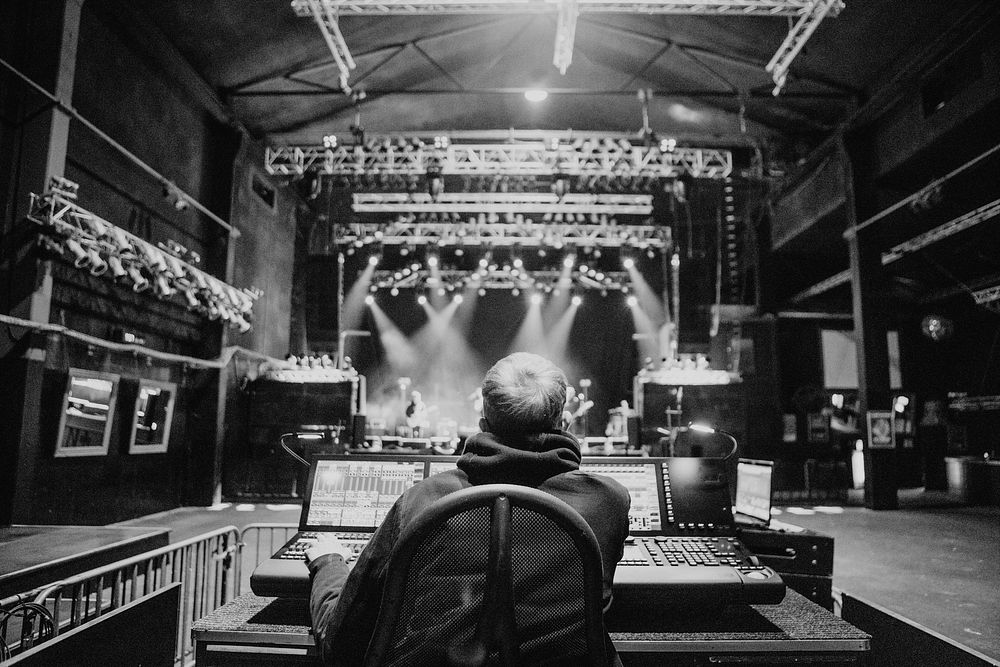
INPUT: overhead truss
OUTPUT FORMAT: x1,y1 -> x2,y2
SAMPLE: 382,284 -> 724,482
336,220 -> 670,249
372,268 -> 631,292
352,192 -> 653,215
791,196 -> 1000,304
292,0 -> 842,96
266,141 -> 733,179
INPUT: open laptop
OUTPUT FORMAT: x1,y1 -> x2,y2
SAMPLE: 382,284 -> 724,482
250,454 -> 456,598
733,458 -> 774,529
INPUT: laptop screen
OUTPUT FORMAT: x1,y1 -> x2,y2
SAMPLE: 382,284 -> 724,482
735,458 -> 774,526
303,459 -> 426,530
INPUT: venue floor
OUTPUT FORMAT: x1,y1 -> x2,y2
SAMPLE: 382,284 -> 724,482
115,489 -> 1000,662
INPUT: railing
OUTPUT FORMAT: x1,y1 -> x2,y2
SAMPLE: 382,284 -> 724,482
0,526 -> 239,666
236,523 -> 298,594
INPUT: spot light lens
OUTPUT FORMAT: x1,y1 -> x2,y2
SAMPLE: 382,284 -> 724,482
530,293 -> 543,305
524,89 -> 548,102
365,294 -> 375,306
626,295 -> 638,308
417,294 -> 428,305
563,254 -> 575,268
453,294 -> 464,304
390,287 -> 400,297
368,255 -> 379,266
622,257 -> 635,269
571,295 -> 582,306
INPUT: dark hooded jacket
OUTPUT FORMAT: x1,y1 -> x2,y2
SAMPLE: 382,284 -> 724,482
308,430 -> 631,665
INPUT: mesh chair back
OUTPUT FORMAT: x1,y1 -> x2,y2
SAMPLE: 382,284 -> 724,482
364,484 -> 607,667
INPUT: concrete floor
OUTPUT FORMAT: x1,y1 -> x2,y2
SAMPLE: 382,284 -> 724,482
772,499 -> 1000,662
115,494 -> 1000,662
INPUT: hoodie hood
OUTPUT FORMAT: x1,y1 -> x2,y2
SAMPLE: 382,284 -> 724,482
457,430 -> 582,486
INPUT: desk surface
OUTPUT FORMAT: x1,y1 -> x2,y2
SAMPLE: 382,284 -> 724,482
193,590 -> 870,656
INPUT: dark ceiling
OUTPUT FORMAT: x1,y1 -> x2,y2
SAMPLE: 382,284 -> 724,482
138,0 -> 986,150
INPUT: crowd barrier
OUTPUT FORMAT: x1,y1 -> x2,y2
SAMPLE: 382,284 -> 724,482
0,526 -> 239,666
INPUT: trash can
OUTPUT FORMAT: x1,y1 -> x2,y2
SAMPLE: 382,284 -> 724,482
949,456 -> 991,505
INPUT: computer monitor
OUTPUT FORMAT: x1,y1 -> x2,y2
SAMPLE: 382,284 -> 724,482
734,458 -> 774,528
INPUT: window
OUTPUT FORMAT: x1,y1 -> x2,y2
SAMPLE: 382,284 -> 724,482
55,369 -> 120,457
129,380 -> 177,454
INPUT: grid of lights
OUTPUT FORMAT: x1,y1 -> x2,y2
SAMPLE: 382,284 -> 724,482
291,0 -> 841,96
337,219 -> 669,250
370,267 -> 631,294
265,139 -> 733,179
28,180 -> 260,332
352,192 -> 653,215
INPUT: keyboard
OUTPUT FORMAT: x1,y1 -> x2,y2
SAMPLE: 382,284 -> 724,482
275,531 -> 372,564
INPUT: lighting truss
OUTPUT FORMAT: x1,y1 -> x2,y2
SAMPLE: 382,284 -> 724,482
292,0 -> 841,95
766,0 -> 844,95
352,192 -> 653,215
791,196 -> 1000,304
973,285 -> 1000,306
266,141 -> 733,179
338,220 -> 670,249
372,268 -> 631,292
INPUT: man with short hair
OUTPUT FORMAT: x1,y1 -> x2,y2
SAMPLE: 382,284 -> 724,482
307,352 -> 631,665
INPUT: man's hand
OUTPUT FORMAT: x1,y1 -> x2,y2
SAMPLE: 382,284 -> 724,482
305,534 -> 352,563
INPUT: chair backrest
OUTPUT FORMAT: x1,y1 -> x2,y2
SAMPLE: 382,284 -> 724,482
364,484 -> 608,667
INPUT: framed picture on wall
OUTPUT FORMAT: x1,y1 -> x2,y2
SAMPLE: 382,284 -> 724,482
54,369 -> 120,457
129,379 -> 177,454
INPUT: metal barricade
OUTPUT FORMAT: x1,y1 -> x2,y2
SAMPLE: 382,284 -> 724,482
236,523 -> 298,594
0,526 -> 239,666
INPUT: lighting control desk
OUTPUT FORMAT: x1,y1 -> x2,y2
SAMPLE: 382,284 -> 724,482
192,590 -> 870,666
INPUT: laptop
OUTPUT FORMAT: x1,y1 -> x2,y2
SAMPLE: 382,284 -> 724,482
250,454 -> 457,598
733,458 -> 774,529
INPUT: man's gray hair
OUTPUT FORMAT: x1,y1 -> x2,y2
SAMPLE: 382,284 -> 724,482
481,352 -> 567,434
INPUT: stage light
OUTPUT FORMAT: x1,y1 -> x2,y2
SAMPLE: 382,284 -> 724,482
400,245 -> 410,256
364,294 -> 375,306
623,257 -> 635,269
478,256 -> 489,269
563,253 -> 576,268
513,256 -> 523,269
571,294 -> 582,306
478,287 -> 487,297
579,264 -> 589,273
427,254 -> 439,268
671,253 -> 681,269
530,293 -> 543,305
626,295 -> 638,308
437,286 -> 446,296
524,89 -> 548,102
453,294 -> 464,304
368,254 -> 379,266
390,287 -> 400,297
417,294 -> 428,305
511,288 -> 520,297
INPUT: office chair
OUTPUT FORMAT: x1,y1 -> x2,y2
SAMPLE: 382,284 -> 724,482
364,484 -> 609,667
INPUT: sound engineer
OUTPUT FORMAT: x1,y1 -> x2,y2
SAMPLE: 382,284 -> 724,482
305,352 -> 631,665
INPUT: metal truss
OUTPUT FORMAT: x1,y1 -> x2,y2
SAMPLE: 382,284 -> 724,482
352,192 -> 653,215
973,284 -> 1000,306
372,268 -> 631,292
292,0 -> 833,17
337,220 -> 670,248
292,0 -> 841,96
266,142 -> 733,179
791,196 -> 1000,304
766,0 -> 844,94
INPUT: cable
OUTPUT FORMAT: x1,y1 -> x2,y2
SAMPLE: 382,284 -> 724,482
279,433 -> 312,468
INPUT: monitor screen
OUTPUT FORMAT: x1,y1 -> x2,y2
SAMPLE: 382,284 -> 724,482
305,459 -> 425,529
735,459 -> 773,525
581,461 -> 662,533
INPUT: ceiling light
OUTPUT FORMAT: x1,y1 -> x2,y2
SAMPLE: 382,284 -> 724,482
524,89 -> 548,102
